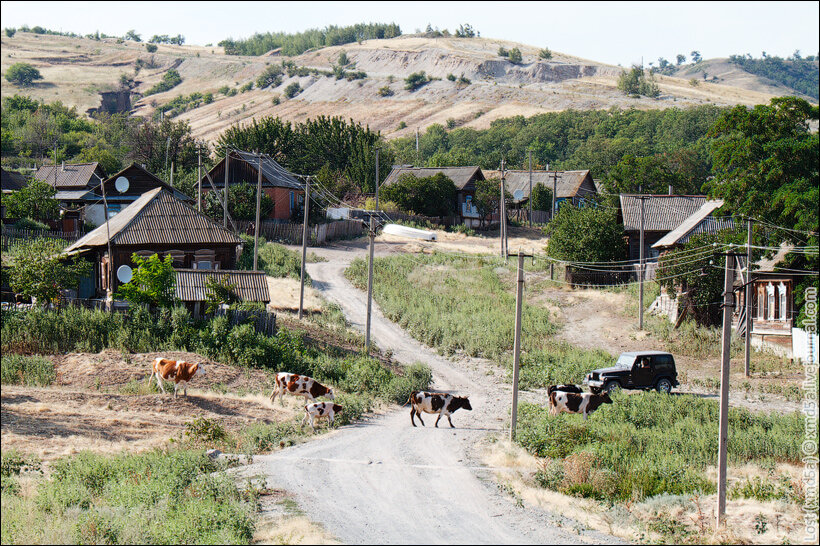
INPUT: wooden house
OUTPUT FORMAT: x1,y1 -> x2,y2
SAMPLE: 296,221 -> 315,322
733,270 -> 800,358
382,166 -> 484,225
1,168 -> 28,219
199,151 -> 304,222
483,169 -> 597,209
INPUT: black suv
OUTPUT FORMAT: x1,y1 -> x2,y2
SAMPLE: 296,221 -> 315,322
583,351 -> 679,394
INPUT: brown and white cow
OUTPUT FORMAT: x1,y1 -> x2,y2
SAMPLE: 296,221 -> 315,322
548,388 -> 612,420
269,372 -> 334,406
302,402 -> 343,431
408,391 -> 472,428
150,357 -> 206,397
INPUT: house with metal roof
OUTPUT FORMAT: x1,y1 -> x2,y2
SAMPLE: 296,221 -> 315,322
482,169 -> 597,208
618,195 -> 710,261
651,200 -> 733,250
65,187 -> 243,299
382,166 -> 485,224
34,162 -> 107,195
200,150 -> 305,222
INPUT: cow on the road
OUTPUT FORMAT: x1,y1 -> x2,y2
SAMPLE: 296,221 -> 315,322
408,391 -> 472,428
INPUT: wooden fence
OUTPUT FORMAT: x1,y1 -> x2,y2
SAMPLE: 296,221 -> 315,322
234,220 -> 364,246
1,228 -> 83,250
215,307 -> 277,336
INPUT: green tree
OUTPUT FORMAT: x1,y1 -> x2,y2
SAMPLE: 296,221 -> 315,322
691,50 -> 702,63
676,53 -> 686,65
9,238 -> 92,306
115,253 -> 178,308
203,183 -> 274,221
529,183 -> 553,212
404,71 -> 429,91
5,28 -> 16,38
539,48 -> 553,60
380,172 -> 457,217
454,24 -> 476,38
145,43 -> 157,53
125,29 -> 141,42
604,152 -> 707,195
283,82 -> 301,98
498,46 -> 509,58
204,275 -> 239,314
472,178 -> 511,228
545,203 -> 626,263
256,64 -> 283,89
5,63 -> 43,86
4,179 -> 59,221
508,47 -> 523,64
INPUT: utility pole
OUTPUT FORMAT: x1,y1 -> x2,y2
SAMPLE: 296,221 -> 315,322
375,147 -> 380,212
500,159 -> 507,260
716,251 -> 736,527
197,144 -> 202,212
223,149 -> 229,229
745,219 -> 753,377
550,164 -> 556,281
165,136 -> 171,183
170,161 -> 174,187
253,153 -> 262,271
53,141 -> 58,189
527,150 -> 533,228
510,249 -> 532,441
365,215 -> 376,354
638,193 -> 648,329
299,177 -> 311,320
98,173 -> 114,312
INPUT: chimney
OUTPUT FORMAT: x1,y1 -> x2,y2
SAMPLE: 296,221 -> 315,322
61,161 -> 65,171
668,184 -> 673,195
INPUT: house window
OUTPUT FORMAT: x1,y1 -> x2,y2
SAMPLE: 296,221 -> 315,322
766,283 -> 775,321
778,283 -> 787,321
195,261 -> 212,270
107,204 -> 122,219
758,286 -> 766,320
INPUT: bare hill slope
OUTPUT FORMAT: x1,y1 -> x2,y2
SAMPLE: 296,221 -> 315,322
1,32 -> 795,145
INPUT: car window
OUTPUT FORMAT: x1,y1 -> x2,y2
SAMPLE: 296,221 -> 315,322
616,354 -> 635,368
653,355 -> 673,369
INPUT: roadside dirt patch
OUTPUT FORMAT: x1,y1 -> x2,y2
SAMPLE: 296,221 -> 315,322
266,276 -> 323,313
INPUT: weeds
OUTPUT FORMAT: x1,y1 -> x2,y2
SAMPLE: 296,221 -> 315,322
1,354 -> 55,386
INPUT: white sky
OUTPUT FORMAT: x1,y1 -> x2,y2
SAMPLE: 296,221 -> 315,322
1,1 -> 818,66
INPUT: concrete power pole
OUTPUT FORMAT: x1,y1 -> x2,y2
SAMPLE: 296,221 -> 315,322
365,216 -> 376,354
500,159 -> 508,260
197,144 -> 202,212
299,178 -> 311,320
223,150 -> 229,229
550,165 -> 556,281
510,249 -> 531,441
745,219 -> 753,377
528,150 -> 533,228
716,251 -> 736,526
253,154 -> 262,271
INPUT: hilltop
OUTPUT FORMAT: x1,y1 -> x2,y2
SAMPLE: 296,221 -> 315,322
1,31 -> 812,146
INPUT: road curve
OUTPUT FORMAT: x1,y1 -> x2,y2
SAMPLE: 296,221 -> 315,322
239,241 -> 621,544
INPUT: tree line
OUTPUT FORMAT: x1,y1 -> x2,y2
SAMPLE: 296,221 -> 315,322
728,53 -> 818,99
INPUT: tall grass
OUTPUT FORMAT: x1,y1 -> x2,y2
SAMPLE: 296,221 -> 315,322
1,354 -> 55,386
518,392 -> 803,502
1,449 -> 257,544
345,253 -> 555,359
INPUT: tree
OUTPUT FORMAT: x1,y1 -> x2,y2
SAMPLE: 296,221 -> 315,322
539,48 -> 553,60
472,178 -> 511,228
145,43 -> 158,53
380,172 -> 457,217
691,50 -> 702,63
508,48 -> 523,65
545,203 -> 626,263
604,153 -> 707,195
5,28 -> 16,38
617,66 -> 659,97
5,63 -> 43,86
125,29 -> 141,42
9,238 -> 92,306
204,275 -> 239,314
115,253 -> 178,309
676,53 -> 686,65
404,71 -> 429,91
455,24 -> 476,38
338,51 -> 349,67
4,178 -> 59,221
498,46 -> 509,58
283,82 -> 301,98
204,183 -> 274,221
529,183 -> 553,212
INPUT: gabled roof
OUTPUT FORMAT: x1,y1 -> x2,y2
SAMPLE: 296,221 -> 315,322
483,170 -> 595,200
619,195 -> 708,232
382,166 -> 484,190
102,163 -> 192,201
34,162 -> 105,189
1,168 -> 27,192
65,188 -> 241,252
652,200 -> 727,248
175,269 -> 270,303
205,151 -> 303,190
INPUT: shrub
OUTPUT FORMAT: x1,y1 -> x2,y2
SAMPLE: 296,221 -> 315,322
404,71 -> 429,91
283,82 -> 301,98
145,43 -> 158,53
498,46 -> 509,58
1,354 -> 55,386
446,118 -> 456,129
508,47 -> 522,64
226,87 -> 238,97
143,68 -> 182,96
239,81 -> 253,93
378,85 -> 393,97
5,28 -> 16,38
539,48 -> 552,60
457,74 -> 471,85
256,64 -> 283,89
397,121 -> 407,129
446,73 -> 456,81
5,63 -> 43,86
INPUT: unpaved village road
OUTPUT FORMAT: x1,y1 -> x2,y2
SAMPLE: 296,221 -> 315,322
238,241 -> 621,545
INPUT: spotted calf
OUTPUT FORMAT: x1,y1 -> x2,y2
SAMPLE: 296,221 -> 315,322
270,373 -> 334,406
302,402 -> 343,431
150,357 -> 206,397
408,391 -> 472,428
548,389 -> 612,421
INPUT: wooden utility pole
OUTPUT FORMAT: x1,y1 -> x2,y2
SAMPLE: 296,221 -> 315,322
716,251 -> 736,526
510,249 -> 531,441
375,147 -> 380,212
53,141 -> 58,189
98,173 -> 114,311
298,177 -> 311,320
527,150 -> 533,228
415,128 -> 420,165
638,193 -> 649,329
170,161 -> 174,187
550,165 -> 556,280
365,216 -> 376,353
197,144 -> 202,212
223,150 -> 229,229
500,159 -> 508,260
253,154 -> 262,271
744,219 -> 753,377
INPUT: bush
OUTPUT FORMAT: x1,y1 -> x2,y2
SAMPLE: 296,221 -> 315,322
256,65 -> 283,89
378,85 -> 393,97
145,43 -> 157,53
498,46 -> 509,58
508,47 -> 522,64
239,81 -> 253,93
380,172 -> 457,217
5,28 -> 16,38
1,354 -> 55,386
545,203 -> 626,263
5,63 -> 43,86
446,73 -> 456,81
404,71 -> 429,91
539,48 -> 552,60
143,68 -> 182,96
283,82 -> 301,98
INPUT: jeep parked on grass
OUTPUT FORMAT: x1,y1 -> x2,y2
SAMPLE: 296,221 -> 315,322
583,351 -> 679,394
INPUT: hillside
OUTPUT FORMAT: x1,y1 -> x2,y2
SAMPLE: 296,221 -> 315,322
1,31 -> 807,146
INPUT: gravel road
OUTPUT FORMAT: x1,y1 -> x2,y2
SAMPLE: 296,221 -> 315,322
238,241 -> 621,544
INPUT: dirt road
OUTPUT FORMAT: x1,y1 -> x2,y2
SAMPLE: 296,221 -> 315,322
239,241 -> 620,544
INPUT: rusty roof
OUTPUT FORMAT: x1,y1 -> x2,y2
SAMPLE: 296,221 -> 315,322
174,269 -> 270,302
34,162 -> 105,189
483,170 -> 594,199
619,195 -> 708,232
65,188 -> 241,252
383,166 -> 484,190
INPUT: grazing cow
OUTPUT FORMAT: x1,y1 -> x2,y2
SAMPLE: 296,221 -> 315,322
547,384 -> 583,396
270,373 -> 334,406
408,391 -> 472,428
302,402 -> 343,431
548,390 -> 612,420
150,357 -> 206,397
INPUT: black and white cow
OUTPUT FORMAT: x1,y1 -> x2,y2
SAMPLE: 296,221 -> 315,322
547,384 -> 583,396
548,389 -> 612,420
408,391 -> 472,428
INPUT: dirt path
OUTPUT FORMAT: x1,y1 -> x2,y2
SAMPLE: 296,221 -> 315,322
238,241 -> 621,544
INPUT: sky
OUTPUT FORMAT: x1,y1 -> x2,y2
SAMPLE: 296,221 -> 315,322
1,1 -> 818,67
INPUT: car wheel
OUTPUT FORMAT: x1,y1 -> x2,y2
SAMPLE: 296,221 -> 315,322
655,378 -> 673,393
603,380 -> 621,394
